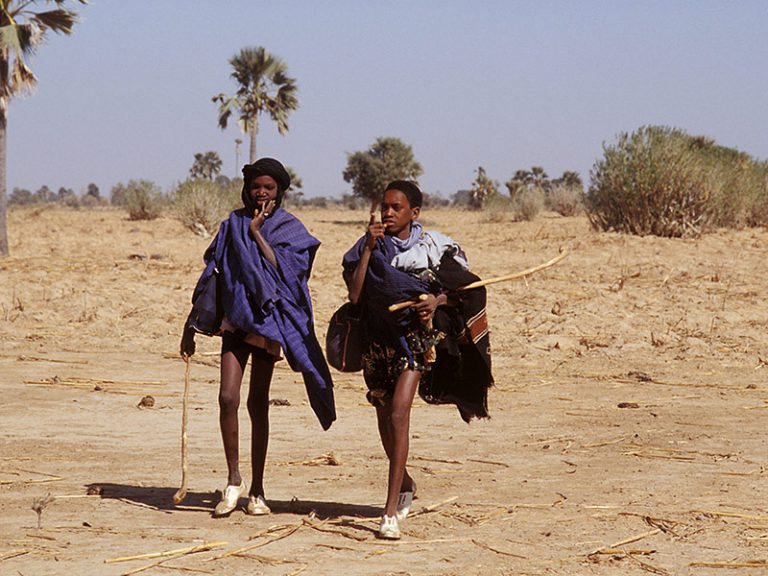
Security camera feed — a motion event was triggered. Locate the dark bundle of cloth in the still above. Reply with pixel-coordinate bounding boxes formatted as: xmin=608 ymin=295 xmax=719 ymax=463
xmin=422 ymin=255 xmax=493 ymax=422
xmin=342 ymin=236 xmax=493 ymax=422
xmin=197 ymin=207 xmax=336 ymax=430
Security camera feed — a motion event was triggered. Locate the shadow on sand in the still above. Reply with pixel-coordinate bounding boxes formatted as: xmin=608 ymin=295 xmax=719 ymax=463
xmin=87 ymin=482 xmax=381 ymax=521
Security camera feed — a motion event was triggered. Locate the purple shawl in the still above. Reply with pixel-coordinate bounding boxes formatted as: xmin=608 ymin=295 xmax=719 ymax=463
xmin=199 ymin=208 xmax=335 ymax=430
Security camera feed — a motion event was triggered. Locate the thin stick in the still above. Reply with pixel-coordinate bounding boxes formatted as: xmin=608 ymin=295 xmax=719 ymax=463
xmin=173 ymin=358 xmax=191 ymax=505
xmin=471 ymin=539 xmax=527 ymax=558
xmin=697 ymin=510 xmax=768 ymax=521
xmin=211 ymin=523 xmax=302 ymax=560
xmin=460 ymin=251 xmax=569 ymax=291
xmin=0 ymin=549 xmax=30 ymax=561
xmin=588 ymin=528 xmax=661 ymax=555
xmin=121 ymin=545 xmax=224 ymax=576
xmin=388 ymin=250 xmax=569 ymax=312
xmin=106 ymin=541 xmax=227 ymax=564
xmin=408 ymin=496 xmax=459 ymax=519
xmin=690 ymin=560 xmax=768 ymax=568
xmin=467 ymin=458 xmax=509 ymax=468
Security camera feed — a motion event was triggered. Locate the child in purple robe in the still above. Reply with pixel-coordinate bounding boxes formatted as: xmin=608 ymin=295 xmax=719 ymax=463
xmin=181 ymin=158 xmax=335 ymax=517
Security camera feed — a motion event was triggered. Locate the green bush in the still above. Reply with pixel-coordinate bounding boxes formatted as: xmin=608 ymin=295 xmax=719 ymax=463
xmin=124 ymin=180 xmax=165 ymax=221
xmin=173 ymin=178 xmax=241 ymax=236
xmin=587 ymin=126 xmax=768 ymax=237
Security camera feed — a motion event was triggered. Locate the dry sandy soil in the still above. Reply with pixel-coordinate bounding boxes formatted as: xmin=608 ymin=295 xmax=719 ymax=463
xmin=1 ymin=205 xmax=766 ymax=576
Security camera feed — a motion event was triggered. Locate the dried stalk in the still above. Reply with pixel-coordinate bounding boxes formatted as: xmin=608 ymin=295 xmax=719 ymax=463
xmin=211 ymin=524 xmax=302 ymax=560
xmin=0 ymin=549 xmax=31 ymax=561
xmin=690 ymin=560 xmax=768 ymax=568
xmin=467 ymin=458 xmax=509 ymax=468
xmin=588 ymin=528 xmax=661 ymax=556
xmin=471 ymin=539 xmax=526 ymax=558
xmin=105 ymin=542 xmax=227 ymax=564
xmin=408 ymin=496 xmax=459 ymax=519
xmin=697 ymin=510 xmax=768 ymax=522
xmin=624 ymin=552 xmax=671 ymax=575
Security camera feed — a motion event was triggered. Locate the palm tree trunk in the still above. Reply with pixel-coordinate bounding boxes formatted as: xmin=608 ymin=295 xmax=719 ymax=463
xmin=248 ymin=116 xmax=259 ymax=164
xmin=0 ymin=110 xmax=9 ymax=257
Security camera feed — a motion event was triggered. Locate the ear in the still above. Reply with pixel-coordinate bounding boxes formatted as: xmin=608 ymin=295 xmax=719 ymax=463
xmin=411 ymin=206 xmax=421 ymax=220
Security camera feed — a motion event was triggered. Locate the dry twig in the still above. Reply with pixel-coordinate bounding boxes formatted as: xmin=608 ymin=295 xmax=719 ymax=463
xmin=105 ymin=542 xmax=227 ymax=564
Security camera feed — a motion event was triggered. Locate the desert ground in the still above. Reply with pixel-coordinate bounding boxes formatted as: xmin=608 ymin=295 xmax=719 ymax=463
xmin=0 ymin=204 xmax=766 ymax=576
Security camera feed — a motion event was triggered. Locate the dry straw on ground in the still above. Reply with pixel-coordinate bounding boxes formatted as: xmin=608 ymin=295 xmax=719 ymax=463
xmin=0 ymin=206 xmax=766 ymax=575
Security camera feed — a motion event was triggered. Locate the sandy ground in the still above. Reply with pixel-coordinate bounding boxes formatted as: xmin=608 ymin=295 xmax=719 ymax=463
xmin=0 ymin=205 xmax=766 ymax=576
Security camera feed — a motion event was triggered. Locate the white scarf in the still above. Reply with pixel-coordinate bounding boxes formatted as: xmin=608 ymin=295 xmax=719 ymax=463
xmin=390 ymin=223 xmax=469 ymax=273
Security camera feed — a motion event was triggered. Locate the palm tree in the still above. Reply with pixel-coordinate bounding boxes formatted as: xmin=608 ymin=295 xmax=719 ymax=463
xmin=212 ymin=46 xmax=298 ymax=164
xmin=0 ymin=0 xmax=85 ymax=257
xmin=189 ymin=150 xmax=223 ymax=181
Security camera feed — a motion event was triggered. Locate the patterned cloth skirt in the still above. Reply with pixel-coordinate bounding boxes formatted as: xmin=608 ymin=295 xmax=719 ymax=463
xmin=362 ymin=325 xmax=443 ymax=407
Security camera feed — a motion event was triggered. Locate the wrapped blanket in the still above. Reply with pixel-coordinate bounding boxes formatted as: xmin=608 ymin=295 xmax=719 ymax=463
xmin=342 ymin=231 xmax=492 ymax=422
xmin=195 ymin=207 xmax=336 ymax=430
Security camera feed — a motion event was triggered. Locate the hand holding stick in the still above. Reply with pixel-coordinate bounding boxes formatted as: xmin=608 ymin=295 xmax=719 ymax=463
xmin=388 ymin=250 xmax=570 ymax=312
xmin=172 ymin=357 xmax=191 ymax=505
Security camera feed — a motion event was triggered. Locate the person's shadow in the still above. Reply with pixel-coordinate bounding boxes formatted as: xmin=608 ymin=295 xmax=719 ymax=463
xmin=86 ymin=483 xmax=382 ymax=523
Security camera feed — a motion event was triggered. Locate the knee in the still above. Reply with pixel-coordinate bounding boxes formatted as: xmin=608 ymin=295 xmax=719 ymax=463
xmin=218 ymin=389 xmax=240 ymax=414
xmin=388 ymin=407 xmax=411 ymax=431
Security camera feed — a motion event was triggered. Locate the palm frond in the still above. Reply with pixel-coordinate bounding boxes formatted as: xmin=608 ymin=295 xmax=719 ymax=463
xmin=31 ymin=9 xmax=79 ymax=34
xmin=15 ymin=22 xmax=43 ymax=56
xmin=10 ymin=54 xmax=36 ymax=94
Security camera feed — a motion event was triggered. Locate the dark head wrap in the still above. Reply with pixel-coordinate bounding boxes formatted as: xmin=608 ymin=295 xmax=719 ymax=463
xmin=242 ymin=157 xmax=291 ymax=213
xmin=385 ymin=180 xmax=422 ymax=208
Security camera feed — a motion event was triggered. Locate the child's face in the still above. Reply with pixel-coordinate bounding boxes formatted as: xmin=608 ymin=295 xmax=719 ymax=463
xmin=248 ymin=175 xmax=279 ymax=211
xmin=381 ymin=188 xmax=420 ymax=240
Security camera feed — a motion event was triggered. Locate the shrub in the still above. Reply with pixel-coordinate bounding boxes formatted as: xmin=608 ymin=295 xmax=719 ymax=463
xmin=482 ymin=194 xmax=512 ymax=223
xmin=587 ymin=125 xmax=768 ymax=237
xmin=9 ymin=188 xmax=33 ymax=205
xmin=124 ymin=180 xmax=164 ymax=221
xmin=80 ymin=194 xmax=104 ymax=208
xmin=469 ymin=166 xmax=500 ymax=210
xmin=513 ymin=187 xmax=545 ymax=221
xmin=548 ymin=184 xmax=584 ymax=217
xmin=173 ymin=178 xmax=240 ymax=236
xmin=110 ymin=182 xmax=128 ymax=206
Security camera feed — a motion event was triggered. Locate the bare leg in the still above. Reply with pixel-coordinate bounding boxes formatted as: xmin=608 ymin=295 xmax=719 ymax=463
xmin=379 ymin=369 xmax=420 ymax=517
xmin=219 ymin=344 xmax=250 ymax=487
xmin=247 ymin=352 xmax=275 ymax=497
xmin=375 ymin=404 xmax=416 ymax=493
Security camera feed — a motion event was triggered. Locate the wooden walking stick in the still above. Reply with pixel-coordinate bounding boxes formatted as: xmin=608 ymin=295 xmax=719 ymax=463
xmin=172 ymin=357 xmax=191 ymax=504
xmin=388 ymin=250 xmax=570 ymax=312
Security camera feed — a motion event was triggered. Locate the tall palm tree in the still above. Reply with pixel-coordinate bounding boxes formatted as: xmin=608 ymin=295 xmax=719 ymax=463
xmin=0 ymin=0 xmax=85 ymax=257
xmin=212 ymin=46 xmax=298 ymax=165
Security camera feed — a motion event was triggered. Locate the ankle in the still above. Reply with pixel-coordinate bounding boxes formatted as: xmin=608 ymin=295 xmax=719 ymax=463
xmin=227 ymin=474 xmax=242 ymax=487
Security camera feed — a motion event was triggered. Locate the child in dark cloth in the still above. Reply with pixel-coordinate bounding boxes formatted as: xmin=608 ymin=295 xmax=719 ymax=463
xmin=343 ymin=180 xmax=493 ymax=539
xmin=181 ymin=157 xmax=335 ymax=517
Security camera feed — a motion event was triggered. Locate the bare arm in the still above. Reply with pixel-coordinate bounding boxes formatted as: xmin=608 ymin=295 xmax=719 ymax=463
xmin=249 ymin=200 xmax=278 ymax=269
xmin=347 ymin=213 xmax=385 ymax=305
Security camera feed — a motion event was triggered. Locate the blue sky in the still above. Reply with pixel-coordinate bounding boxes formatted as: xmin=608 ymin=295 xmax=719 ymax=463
xmin=8 ymin=0 xmax=768 ymax=199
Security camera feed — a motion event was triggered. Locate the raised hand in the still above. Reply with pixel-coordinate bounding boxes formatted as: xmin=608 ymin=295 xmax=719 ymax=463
xmin=249 ymin=199 xmax=276 ymax=237
xmin=365 ymin=208 xmax=386 ymax=250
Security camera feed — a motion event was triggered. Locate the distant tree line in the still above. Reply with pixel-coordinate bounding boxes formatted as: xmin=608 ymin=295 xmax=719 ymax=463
xmin=4 ymin=22 xmax=767 ymax=255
